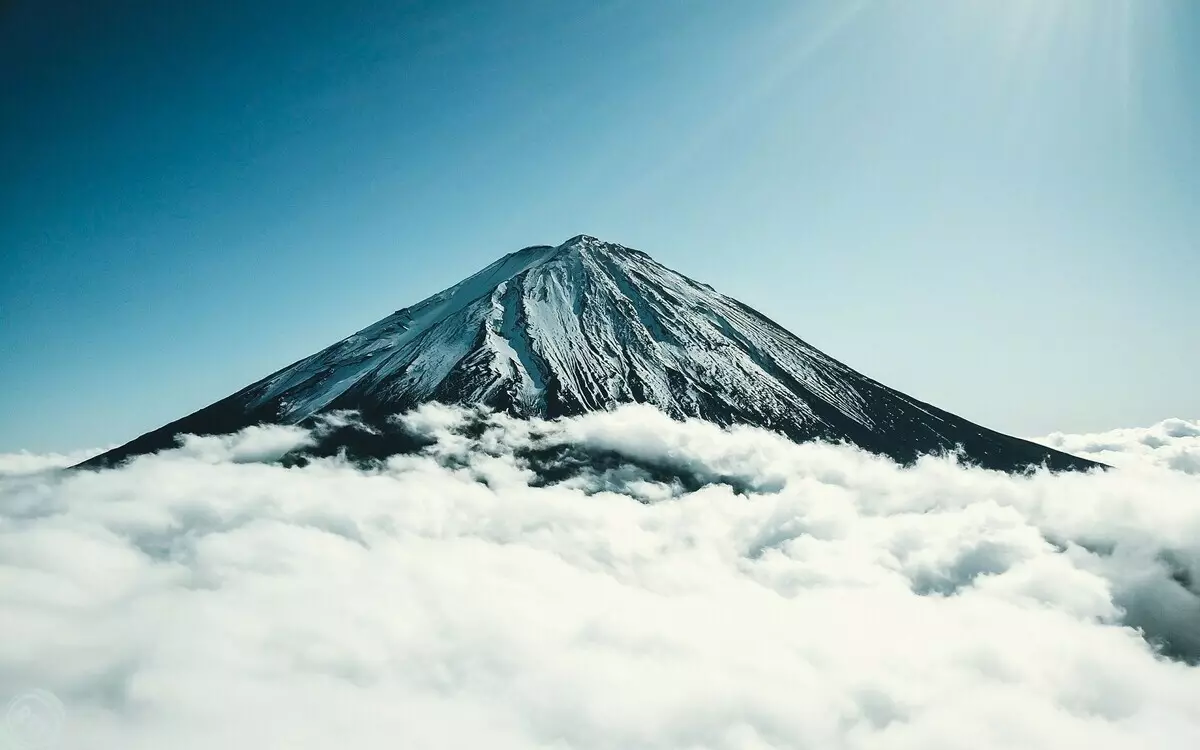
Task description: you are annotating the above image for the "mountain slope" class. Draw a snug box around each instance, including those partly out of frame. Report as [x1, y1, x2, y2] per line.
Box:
[82, 235, 1098, 472]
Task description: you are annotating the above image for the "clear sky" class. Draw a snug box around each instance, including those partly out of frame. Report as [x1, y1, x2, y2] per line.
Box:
[2, 0, 1197, 454]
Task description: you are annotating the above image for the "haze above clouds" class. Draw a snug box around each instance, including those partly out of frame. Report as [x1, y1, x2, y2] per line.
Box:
[2, 407, 1199, 749]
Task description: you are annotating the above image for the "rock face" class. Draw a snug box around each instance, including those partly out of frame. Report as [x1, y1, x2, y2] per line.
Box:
[82, 235, 1099, 472]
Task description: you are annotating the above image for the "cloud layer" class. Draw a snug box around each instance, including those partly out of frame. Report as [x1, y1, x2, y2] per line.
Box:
[2, 408, 1199, 749]
[1034, 417, 1200, 474]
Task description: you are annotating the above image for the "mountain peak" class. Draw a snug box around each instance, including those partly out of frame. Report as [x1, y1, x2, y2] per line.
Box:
[81, 238, 1099, 473]
[505, 235, 631, 267]
[562, 233, 602, 246]
[555, 234, 632, 257]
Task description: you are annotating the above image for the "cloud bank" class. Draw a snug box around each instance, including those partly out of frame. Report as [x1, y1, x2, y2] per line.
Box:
[1, 408, 1199, 749]
[1034, 417, 1200, 474]
[0, 447, 111, 477]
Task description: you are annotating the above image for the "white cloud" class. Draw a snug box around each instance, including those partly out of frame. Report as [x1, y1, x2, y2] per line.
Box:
[1032, 417, 1200, 473]
[172, 424, 315, 464]
[0, 447, 109, 477]
[1, 407, 1199, 749]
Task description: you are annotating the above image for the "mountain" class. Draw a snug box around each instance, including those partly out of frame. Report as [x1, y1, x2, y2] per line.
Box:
[81, 235, 1099, 472]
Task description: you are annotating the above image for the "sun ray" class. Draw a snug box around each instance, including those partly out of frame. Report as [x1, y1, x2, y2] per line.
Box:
[624, 0, 879, 204]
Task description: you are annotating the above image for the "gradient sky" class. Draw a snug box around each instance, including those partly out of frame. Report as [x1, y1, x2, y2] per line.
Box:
[2, 0, 1197, 454]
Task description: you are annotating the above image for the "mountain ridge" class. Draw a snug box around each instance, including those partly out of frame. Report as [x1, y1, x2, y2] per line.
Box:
[80, 235, 1100, 472]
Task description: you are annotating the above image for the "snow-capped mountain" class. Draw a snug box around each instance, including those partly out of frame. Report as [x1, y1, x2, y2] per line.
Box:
[83, 235, 1098, 472]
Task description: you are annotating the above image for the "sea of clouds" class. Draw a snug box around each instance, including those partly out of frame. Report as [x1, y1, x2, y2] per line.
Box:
[1, 406, 1198, 750]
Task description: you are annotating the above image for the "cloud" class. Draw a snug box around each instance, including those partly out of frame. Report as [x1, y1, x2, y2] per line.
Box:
[1032, 417, 1200, 473]
[1, 407, 1199, 749]
[0, 447, 109, 477]
[172, 424, 314, 464]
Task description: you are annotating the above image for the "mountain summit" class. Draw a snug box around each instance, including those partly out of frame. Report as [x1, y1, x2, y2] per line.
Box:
[83, 235, 1097, 472]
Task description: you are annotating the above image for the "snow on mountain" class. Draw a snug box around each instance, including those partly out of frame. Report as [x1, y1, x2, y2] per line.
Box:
[82, 235, 1098, 472]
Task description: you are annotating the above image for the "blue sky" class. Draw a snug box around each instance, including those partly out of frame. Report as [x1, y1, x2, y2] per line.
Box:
[2, 0, 1197, 453]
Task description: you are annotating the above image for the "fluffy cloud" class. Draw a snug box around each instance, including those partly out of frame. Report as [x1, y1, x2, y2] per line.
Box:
[0, 447, 109, 476]
[1033, 417, 1200, 473]
[1, 407, 1199, 750]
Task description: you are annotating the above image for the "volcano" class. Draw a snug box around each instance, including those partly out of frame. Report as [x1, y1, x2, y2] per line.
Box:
[82, 235, 1098, 472]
